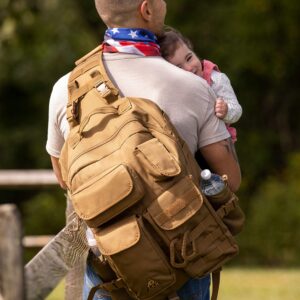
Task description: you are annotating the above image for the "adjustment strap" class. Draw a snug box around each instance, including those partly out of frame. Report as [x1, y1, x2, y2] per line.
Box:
[189, 210, 217, 241]
[211, 269, 221, 300]
[168, 292, 180, 300]
[87, 278, 126, 300]
[216, 196, 239, 219]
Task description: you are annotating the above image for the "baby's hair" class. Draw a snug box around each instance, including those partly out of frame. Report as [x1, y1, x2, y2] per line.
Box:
[158, 26, 194, 59]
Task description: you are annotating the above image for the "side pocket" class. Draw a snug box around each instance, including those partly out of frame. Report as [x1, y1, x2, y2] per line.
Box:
[135, 138, 181, 180]
[147, 176, 203, 231]
[94, 215, 176, 300]
[146, 176, 239, 278]
[71, 164, 144, 227]
[207, 184, 245, 236]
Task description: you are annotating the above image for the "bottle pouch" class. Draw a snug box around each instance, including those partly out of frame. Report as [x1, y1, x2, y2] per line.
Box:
[206, 176, 245, 235]
[145, 176, 239, 278]
[94, 215, 176, 300]
[71, 164, 145, 227]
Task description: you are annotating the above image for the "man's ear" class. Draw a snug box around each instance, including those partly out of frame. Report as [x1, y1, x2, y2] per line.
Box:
[140, 0, 152, 22]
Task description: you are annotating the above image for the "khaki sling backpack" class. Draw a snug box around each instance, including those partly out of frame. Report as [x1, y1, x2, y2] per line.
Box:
[59, 46, 245, 300]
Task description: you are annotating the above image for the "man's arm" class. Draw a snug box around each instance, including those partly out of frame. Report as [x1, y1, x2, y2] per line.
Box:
[200, 138, 241, 192]
[50, 155, 67, 189]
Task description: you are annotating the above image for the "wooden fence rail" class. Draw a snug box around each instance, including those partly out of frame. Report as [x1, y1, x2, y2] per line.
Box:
[0, 169, 58, 248]
[0, 169, 57, 187]
[0, 170, 58, 298]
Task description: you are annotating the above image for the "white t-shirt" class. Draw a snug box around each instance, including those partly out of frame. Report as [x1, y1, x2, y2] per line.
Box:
[46, 53, 229, 157]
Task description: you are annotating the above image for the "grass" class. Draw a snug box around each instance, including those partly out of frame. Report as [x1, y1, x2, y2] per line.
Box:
[220, 268, 300, 300]
[46, 268, 300, 300]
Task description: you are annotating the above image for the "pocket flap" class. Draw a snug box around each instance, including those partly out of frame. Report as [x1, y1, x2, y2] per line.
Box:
[72, 164, 143, 225]
[148, 176, 203, 230]
[136, 138, 181, 177]
[95, 215, 140, 255]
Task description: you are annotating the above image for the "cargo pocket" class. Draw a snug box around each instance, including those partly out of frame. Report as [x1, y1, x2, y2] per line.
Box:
[135, 138, 181, 180]
[94, 215, 176, 300]
[71, 164, 144, 228]
[146, 176, 239, 277]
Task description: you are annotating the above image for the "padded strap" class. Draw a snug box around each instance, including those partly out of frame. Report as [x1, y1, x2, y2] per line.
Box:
[67, 47, 120, 125]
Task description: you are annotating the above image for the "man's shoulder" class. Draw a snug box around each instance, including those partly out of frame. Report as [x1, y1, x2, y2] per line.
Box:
[49, 72, 71, 108]
[52, 72, 71, 92]
[104, 53, 207, 87]
[153, 59, 212, 97]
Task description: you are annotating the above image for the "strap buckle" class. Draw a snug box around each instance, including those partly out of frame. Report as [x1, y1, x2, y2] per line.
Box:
[181, 230, 197, 261]
[170, 238, 187, 268]
[95, 81, 112, 98]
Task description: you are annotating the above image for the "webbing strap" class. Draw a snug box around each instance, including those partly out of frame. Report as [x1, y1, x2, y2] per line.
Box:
[216, 196, 239, 219]
[189, 209, 216, 241]
[211, 269, 221, 300]
[70, 56, 102, 82]
[189, 196, 239, 242]
[168, 292, 180, 300]
[67, 46, 120, 125]
[87, 278, 126, 300]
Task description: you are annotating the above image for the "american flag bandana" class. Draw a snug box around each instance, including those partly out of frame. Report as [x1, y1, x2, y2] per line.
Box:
[102, 28, 161, 56]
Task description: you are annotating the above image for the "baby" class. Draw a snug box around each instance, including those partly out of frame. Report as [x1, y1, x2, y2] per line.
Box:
[158, 27, 242, 142]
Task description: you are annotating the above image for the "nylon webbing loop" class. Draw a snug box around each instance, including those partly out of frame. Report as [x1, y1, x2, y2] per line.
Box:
[216, 196, 239, 219]
[87, 278, 125, 300]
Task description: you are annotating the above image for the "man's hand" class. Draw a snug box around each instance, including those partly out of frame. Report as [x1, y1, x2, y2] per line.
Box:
[50, 156, 67, 190]
[200, 138, 241, 192]
[215, 98, 228, 119]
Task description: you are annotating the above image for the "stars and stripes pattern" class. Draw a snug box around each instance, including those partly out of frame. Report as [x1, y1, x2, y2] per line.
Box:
[102, 28, 161, 56]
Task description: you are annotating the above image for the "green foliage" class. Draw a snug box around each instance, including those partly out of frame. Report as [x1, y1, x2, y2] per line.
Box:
[19, 188, 66, 262]
[20, 188, 65, 235]
[238, 152, 300, 266]
[0, 0, 102, 169]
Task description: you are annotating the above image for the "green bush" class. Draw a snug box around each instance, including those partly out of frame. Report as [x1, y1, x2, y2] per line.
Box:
[238, 152, 300, 266]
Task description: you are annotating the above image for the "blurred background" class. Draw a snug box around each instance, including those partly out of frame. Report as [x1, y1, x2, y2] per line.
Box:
[0, 0, 300, 297]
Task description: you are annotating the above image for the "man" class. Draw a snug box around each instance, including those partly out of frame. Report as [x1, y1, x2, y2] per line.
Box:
[47, 0, 241, 299]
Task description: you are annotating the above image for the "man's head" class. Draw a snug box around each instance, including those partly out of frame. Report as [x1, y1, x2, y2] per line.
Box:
[95, 0, 167, 36]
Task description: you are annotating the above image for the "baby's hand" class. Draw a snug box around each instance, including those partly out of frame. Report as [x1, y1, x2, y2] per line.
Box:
[215, 98, 228, 119]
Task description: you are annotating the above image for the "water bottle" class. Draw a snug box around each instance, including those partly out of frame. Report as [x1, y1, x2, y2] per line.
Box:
[200, 169, 245, 235]
[86, 227, 101, 256]
[200, 169, 225, 196]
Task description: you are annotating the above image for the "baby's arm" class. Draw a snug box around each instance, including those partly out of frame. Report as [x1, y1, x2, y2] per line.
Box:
[211, 71, 242, 124]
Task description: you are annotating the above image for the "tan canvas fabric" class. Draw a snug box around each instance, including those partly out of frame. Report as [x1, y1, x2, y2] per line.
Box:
[59, 46, 244, 300]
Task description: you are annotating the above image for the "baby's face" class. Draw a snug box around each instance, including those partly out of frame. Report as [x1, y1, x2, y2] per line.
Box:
[167, 42, 203, 77]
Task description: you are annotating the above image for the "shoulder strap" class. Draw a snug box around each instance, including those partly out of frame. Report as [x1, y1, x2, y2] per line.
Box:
[211, 269, 221, 300]
[66, 46, 120, 126]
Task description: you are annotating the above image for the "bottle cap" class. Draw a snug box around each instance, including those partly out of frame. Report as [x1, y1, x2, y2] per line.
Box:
[201, 169, 212, 180]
